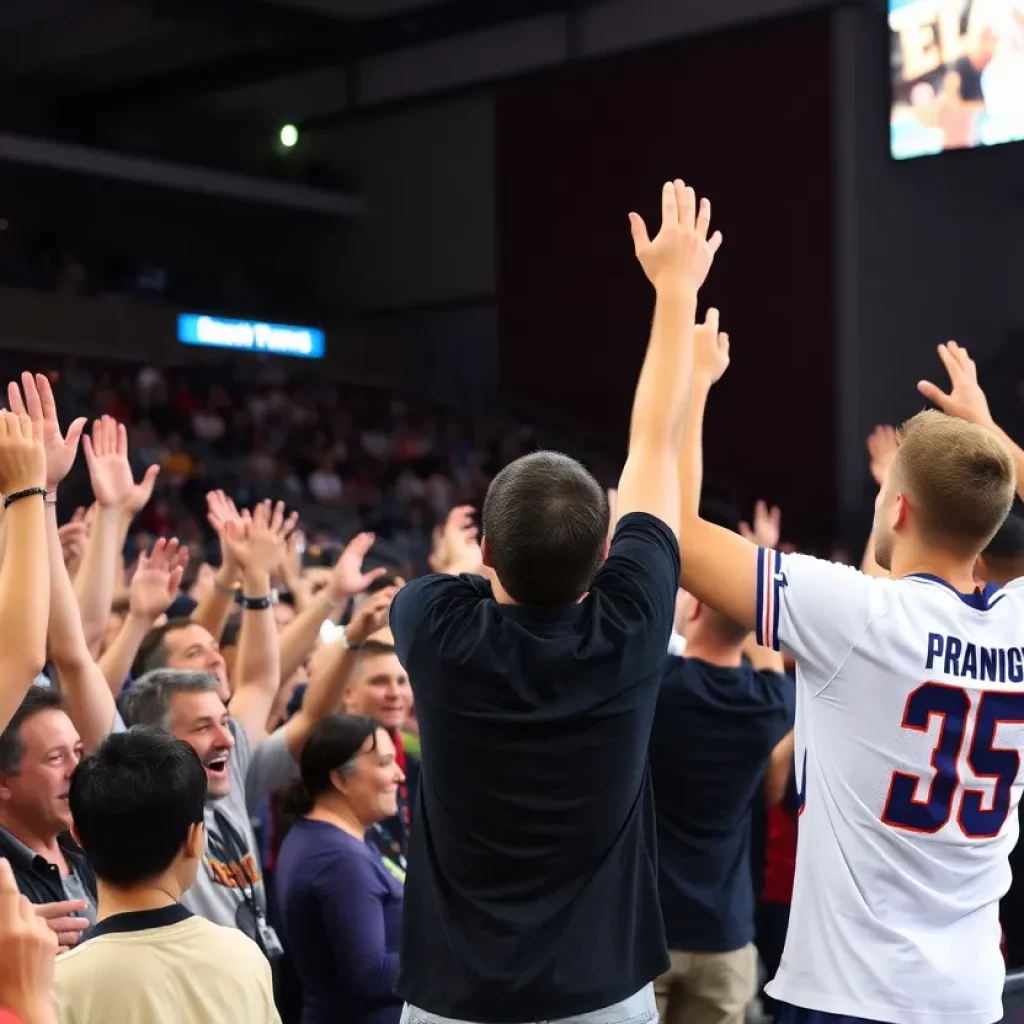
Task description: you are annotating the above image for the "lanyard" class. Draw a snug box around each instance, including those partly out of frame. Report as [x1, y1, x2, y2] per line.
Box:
[369, 824, 407, 873]
[206, 809, 260, 915]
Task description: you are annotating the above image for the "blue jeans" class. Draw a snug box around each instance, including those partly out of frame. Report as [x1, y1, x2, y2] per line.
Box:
[402, 982, 658, 1024]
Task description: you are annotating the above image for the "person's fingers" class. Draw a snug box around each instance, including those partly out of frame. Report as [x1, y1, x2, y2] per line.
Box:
[695, 197, 711, 241]
[34, 899, 88, 920]
[707, 230, 723, 255]
[703, 307, 720, 336]
[6, 381, 26, 418]
[661, 180, 678, 227]
[116, 422, 128, 458]
[628, 213, 650, 254]
[364, 567, 389, 586]
[936, 343, 960, 382]
[168, 565, 185, 595]
[270, 500, 285, 534]
[917, 380, 950, 408]
[20, 371, 43, 423]
[677, 181, 696, 230]
[64, 417, 86, 459]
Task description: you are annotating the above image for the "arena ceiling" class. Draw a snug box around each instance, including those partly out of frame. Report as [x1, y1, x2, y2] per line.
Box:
[0, 0, 587, 113]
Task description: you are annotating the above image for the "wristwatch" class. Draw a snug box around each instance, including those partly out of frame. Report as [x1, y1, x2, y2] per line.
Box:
[241, 591, 278, 611]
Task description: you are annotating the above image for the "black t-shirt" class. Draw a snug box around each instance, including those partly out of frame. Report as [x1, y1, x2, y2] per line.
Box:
[649, 657, 794, 953]
[390, 512, 679, 1022]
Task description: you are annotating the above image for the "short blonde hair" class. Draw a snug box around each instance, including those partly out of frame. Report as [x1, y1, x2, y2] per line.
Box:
[892, 410, 1016, 551]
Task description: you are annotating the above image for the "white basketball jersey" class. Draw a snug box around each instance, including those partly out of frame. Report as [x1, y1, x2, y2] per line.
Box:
[756, 548, 1024, 1024]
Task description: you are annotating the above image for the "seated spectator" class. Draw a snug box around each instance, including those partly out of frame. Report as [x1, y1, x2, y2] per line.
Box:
[53, 727, 280, 1024]
[275, 716, 404, 1024]
[0, 689, 95, 940]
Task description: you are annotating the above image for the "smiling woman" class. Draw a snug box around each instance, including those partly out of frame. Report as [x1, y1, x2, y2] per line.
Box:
[274, 715, 406, 1024]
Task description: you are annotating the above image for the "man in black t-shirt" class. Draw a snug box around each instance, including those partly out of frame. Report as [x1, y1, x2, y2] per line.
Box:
[650, 590, 793, 1024]
[390, 181, 722, 1024]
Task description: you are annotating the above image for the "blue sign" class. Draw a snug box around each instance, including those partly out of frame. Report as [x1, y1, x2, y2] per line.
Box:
[177, 314, 325, 360]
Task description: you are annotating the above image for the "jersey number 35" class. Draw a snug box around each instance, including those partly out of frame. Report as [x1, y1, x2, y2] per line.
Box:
[881, 682, 1024, 839]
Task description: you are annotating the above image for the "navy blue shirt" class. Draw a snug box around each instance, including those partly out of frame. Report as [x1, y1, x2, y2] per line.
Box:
[649, 656, 794, 953]
[390, 512, 679, 1022]
[275, 819, 403, 1024]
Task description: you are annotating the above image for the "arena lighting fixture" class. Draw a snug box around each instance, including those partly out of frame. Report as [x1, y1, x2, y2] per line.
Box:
[279, 124, 299, 149]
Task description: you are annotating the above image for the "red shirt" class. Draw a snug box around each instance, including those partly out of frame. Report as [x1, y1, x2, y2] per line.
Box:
[0, 1010, 25, 1024]
[762, 800, 798, 904]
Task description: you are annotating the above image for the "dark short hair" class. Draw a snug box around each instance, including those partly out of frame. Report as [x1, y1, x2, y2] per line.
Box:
[355, 639, 396, 659]
[282, 715, 378, 816]
[482, 451, 608, 606]
[0, 687, 67, 774]
[365, 573, 401, 596]
[218, 613, 243, 652]
[131, 618, 198, 679]
[984, 513, 1024, 559]
[70, 727, 206, 886]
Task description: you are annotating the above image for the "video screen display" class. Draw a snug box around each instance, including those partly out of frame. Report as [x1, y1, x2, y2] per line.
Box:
[178, 314, 325, 360]
[890, 0, 1024, 159]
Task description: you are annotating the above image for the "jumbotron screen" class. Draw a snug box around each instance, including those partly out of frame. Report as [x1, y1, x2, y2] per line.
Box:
[890, 0, 1024, 159]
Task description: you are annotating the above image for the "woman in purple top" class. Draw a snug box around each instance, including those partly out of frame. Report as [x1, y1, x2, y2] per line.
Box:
[276, 715, 406, 1024]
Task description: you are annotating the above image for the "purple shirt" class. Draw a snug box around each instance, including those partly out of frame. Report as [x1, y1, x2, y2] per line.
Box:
[276, 819, 403, 1024]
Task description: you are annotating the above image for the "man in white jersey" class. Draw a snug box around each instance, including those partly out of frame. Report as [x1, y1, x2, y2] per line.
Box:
[673, 328, 1024, 1024]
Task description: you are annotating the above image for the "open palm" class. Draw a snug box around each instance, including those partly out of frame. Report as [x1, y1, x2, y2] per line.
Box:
[7, 372, 86, 491]
[83, 416, 135, 508]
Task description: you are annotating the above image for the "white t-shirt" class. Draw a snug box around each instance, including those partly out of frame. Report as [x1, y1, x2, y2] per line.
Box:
[757, 548, 1024, 1024]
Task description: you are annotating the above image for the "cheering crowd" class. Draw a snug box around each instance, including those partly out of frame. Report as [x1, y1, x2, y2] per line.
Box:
[0, 179, 1023, 1024]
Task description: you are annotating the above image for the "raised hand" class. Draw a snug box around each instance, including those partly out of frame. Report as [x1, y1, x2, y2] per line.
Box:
[7, 372, 86, 492]
[206, 489, 244, 573]
[224, 500, 297, 576]
[126, 464, 161, 517]
[739, 500, 782, 549]
[866, 425, 899, 486]
[629, 180, 722, 292]
[693, 308, 731, 385]
[0, 859, 59, 1023]
[82, 416, 134, 508]
[346, 585, 402, 645]
[441, 504, 482, 574]
[917, 342, 994, 427]
[328, 532, 388, 602]
[0, 413, 46, 496]
[57, 518, 89, 577]
[129, 538, 189, 622]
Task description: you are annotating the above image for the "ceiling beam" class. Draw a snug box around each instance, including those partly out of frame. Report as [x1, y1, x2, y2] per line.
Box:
[77, 0, 588, 110]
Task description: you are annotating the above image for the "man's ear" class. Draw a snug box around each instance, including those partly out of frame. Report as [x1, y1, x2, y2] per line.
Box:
[185, 821, 205, 861]
[481, 536, 493, 569]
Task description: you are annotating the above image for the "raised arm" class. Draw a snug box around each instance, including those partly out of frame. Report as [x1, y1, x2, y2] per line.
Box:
[225, 501, 294, 746]
[98, 538, 188, 696]
[278, 532, 386, 686]
[73, 417, 136, 656]
[282, 585, 397, 757]
[191, 490, 243, 642]
[675, 312, 760, 630]
[918, 341, 1024, 499]
[7, 374, 116, 749]
[616, 181, 721, 535]
[861, 426, 899, 579]
[0, 403, 50, 731]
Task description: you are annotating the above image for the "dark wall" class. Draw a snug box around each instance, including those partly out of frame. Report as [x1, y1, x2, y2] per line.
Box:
[834, 6, 1024, 532]
[495, 13, 836, 544]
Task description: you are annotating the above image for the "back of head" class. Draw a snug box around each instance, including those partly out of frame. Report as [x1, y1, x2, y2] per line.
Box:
[891, 411, 1015, 555]
[482, 451, 608, 606]
[979, 512, 1024, 586]
[121, 669, 219, 730]
[70, 726, 206, 886]
[282, 714, 378, 816]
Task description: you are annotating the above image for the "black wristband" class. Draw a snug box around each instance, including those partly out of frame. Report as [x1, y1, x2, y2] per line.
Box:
[3, 487, 47, 510]
[241, 594, 274, 611]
